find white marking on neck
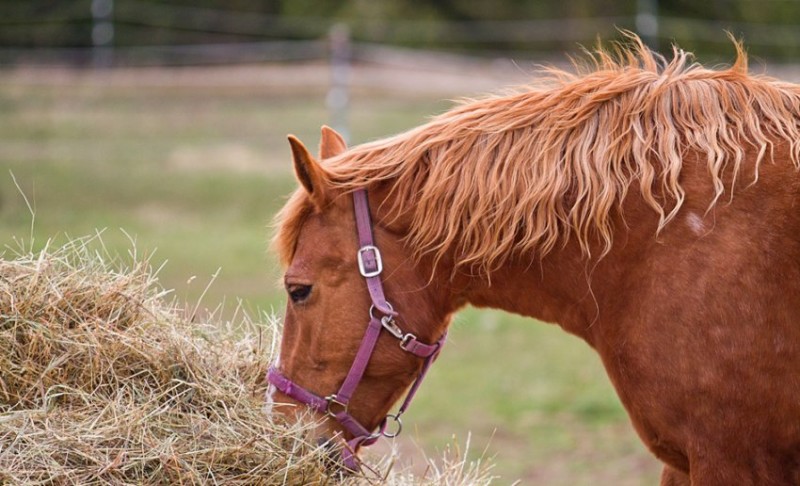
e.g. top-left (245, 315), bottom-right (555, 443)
top-left (686, 212), bottom-right (706, 236)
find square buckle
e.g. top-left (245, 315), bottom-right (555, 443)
top-left (399, 333), bottom-right (417, 351)
top-left (357, 245), bottom-right (383, 277)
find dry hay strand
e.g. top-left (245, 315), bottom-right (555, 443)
top-left (0, 236), bottom-right (495, 486)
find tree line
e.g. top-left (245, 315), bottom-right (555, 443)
top-left (1, 0), bottom-right (798, 61)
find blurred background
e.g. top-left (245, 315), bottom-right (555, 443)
top-left (1, 1), bottom-right (799, 484)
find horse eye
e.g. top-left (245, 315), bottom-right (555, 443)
top-left (287, 284), bottom-right (312, 304)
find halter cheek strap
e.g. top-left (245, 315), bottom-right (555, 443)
top-left (267, 188), bottom-right (447, 471)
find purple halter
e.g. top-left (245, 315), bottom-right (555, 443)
top-left (267, 188), bottom-right (446, 471)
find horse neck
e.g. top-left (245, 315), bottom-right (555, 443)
top-left (460, 244), bottom-right (611, 344)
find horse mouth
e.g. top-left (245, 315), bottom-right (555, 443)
top-left (316, 436), bottom-right (356, 476)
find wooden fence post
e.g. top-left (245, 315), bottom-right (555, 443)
top-left (328, 23), bottom-right (351, 143)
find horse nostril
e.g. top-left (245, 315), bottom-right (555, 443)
top-left (316, 436), bottom-right (351, 475)
top-left (316, 436), bottom-right (333, 450)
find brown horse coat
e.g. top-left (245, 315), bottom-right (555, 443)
top-left (273, 37), bottom-right (800, 485)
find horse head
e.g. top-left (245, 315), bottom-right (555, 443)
top-left (267, 127), bottom-right (456, 470)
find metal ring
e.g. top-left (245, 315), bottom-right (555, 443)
top-left (381, 413), bottom-right (403, 438)
top-left (368, 301), bottom-right (393, 320)
top-left (325, 395), bottom-right (348, 418)
top-left (365, 429), bottom-right (383, 442)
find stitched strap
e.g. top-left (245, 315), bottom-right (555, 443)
top-left (334, 316), bottom-right (383, 404)
top-left (396, 332), bottom-right (447, 415)
top-left (353, 189), bottom-right (396, 317)
top-left (401, 335), bottom-right (441, 358)
top-left (267, 367), bottom-right (375, 440)
top-left (267, 367), bottom-right (327, 413)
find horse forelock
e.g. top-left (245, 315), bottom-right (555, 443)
top-left (272, 189), bottom-right (315, 267)
top-left (276, 34), bottom-right (800, 276)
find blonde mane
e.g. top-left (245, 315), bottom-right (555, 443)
top-left (276, 36), bottom-right (800, 276)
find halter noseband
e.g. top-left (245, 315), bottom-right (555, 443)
top-left (267, 188), bottom-right (446, 471)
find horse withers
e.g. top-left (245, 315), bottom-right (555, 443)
top-left (268, 37), bottom-right (800, 485)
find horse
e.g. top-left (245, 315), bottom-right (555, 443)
top-left (267, 36), bottom-right (800, 485)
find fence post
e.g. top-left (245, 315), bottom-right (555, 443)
top-left (91, 0), bottom-right (114, 68)
top-left (328, 23), bottom-right (351, 144)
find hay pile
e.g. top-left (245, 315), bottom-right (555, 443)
top-left (0, 237), bottom-right (494, 485)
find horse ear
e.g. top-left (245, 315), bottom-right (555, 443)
top-left (288, 135), bottom-right (328, 206)
top-left (319, 125), bottom-right (347, 159)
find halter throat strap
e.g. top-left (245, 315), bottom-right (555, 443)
top-left (268, 188), bottom-right (446, 471)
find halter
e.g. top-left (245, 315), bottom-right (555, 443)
top-left (267, 188), bottom-right (446, 471)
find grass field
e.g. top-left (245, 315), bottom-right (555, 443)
top-left (0, 63), bottom-right (662, 484)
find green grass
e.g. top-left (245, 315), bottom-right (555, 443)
top-left (0, 68), bottom-right (661, 484)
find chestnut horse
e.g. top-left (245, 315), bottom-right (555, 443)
top-left (268, 38), bottom-right (800, 485)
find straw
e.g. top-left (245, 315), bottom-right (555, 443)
top-left (0, 235), bottom-right (495, 485)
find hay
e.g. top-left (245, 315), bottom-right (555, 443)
top-left (0, 236), bottom-right (495, 485)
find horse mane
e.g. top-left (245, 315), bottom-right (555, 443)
top-left (275, 35), bottom-right (800, 276)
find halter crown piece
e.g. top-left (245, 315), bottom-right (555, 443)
top-left (267, 188), bottom-right (447, 471)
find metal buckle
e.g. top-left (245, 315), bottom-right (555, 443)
top-left (325, 395), bottom-right (348, 417)
top-left (380, 315), bottom-right (418, 351)
top-left (381, 413), bottom-right (403, 438)
top-left (380, 315), bottom-right (404, 340)
top-left (357, 245), bottom-right (383, 278)
top-left (399, 333), bottom-right (417, 351)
